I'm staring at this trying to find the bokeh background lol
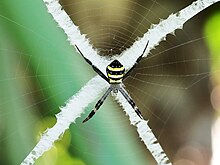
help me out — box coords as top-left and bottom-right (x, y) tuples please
(0, 0), (220, 165)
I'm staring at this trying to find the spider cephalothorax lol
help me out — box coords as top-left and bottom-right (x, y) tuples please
(75, 41), (149, 123)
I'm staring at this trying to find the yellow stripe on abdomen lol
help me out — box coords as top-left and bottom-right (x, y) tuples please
(107, 66), (125, 71)
(109, 79), (122, 84)
(108, 74), (124, 79)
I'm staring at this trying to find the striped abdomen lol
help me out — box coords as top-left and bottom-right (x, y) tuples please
(106, 60), (125, 84)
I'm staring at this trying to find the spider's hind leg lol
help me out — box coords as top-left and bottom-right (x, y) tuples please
(83, 86), (113, 123)
(119, 86), (144, 119)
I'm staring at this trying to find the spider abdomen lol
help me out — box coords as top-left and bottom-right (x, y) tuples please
(106, 60), (125, 84)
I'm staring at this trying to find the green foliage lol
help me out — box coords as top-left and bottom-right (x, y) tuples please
(204, 12), (220, 77)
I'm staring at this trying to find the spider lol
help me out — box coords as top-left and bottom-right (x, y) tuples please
(75, 41), (149, 123)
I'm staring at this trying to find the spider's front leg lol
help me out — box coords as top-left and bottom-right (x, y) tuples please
(75, 45), (109, 83)
(119, 86), (143, 119)
(123, 41), (149, 80)
(83, 86), (113, 123)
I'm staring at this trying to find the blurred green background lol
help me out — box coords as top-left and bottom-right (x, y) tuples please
(0, 0), (220, 165)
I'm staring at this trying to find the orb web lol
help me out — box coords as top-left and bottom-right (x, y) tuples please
(58, 0), (216, 164)
(0, 0), (219, 165)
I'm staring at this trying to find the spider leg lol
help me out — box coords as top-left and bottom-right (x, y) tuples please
(123, 41), (149, 80)
(83, 86), (113, 123)
(75, 45), (109, 83)
(118, 86), (143, 119)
